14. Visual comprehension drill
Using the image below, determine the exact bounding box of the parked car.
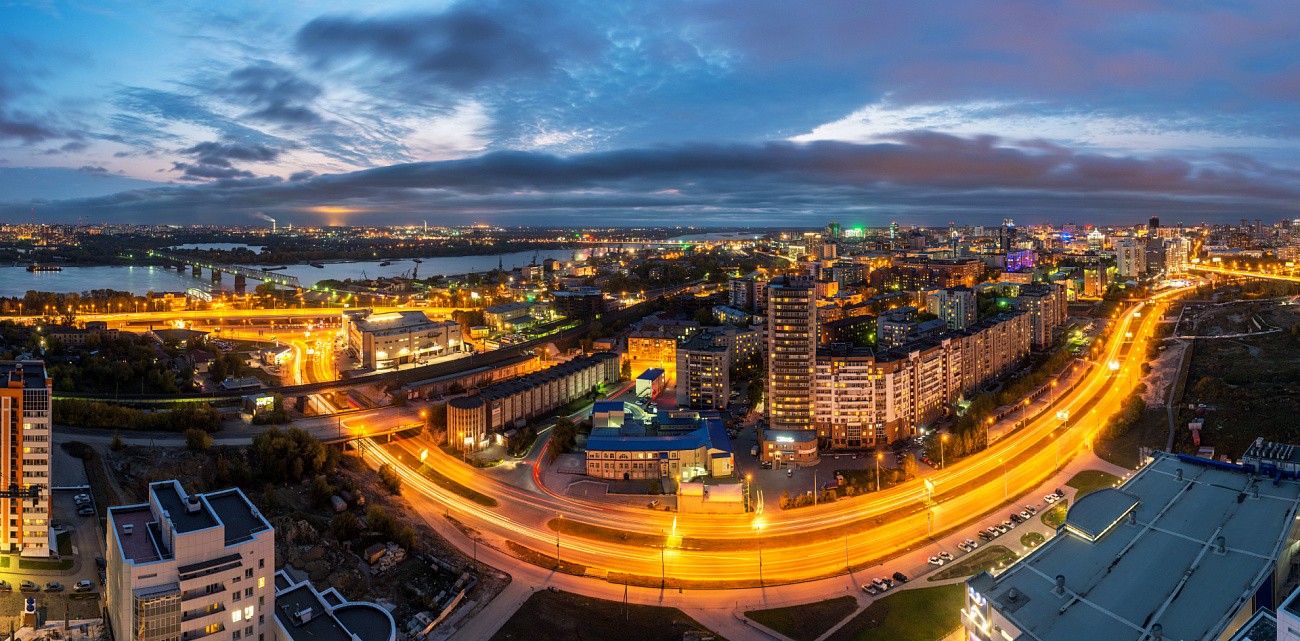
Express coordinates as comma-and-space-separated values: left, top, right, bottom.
963, 538, 978, 550
1020, 510, 1033, 520
977, 531, 993, 541
862, 584, 878, 595
939, 551, 955, 562
44, 582, 64, 592
20, 581, 39, 592
1002, 519, 1016, 530
958, 541, 974, 552
871, 578, 889, 590
648, 500, 660, 509
1044, 493, 1059, 503
1009, 513, 1023, 523
927, 556, 945, 566
77, 507, 95, 516
892, 571, 909, 583
0, 580, 11, 592
1023, 505, 1038, 515
74, 493, 91, 503
987, 526, 1002, 537
787, 468, 793, 477
95, 557, 107, 570
73, 581, 93, 593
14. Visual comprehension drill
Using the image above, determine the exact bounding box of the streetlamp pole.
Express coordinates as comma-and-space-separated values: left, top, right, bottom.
755, 522, 764, 587
556, 512, 562, 569
814, 470, 818, 506
999, 457, 1008, 500
875, 452, 882, 492
660, 529, 666, 589
940, 434, 948, 470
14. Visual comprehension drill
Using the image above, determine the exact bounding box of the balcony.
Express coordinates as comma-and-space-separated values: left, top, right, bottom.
182, 604, 226, 623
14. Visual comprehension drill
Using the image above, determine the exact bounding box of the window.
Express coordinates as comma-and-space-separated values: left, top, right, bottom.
244, 587, 252, 597
243, 606, 254, 620
233, 631, 241, 640
244, 569, 253, 579
232, 610, 242, 623
258, 559, 265, 569
257, 577, 265, 589
232, 592, 241, 602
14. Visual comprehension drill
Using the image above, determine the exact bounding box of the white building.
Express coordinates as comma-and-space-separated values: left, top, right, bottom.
343, 310, 462, 370
1114, 237, 1147, 279
271, 570, 395, 641
0, 361, 51, 556
106, 481, 275, 641
1166, 236, 1192, 275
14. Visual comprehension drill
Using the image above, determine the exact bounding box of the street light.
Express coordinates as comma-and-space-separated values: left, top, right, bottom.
753, 519, 765, 587
940, 434, 948, 469
875, 452, 883, 492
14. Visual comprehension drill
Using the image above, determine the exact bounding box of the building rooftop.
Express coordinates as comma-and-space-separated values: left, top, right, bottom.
351, 310, 452, 334
274, 571, 395, 641
637, 368, 665, 380
151, 480, 219, 534
205, 488, 271, 546
968, 452, 1300, 641
109, 505, 167, 564
0, 360, 48, 388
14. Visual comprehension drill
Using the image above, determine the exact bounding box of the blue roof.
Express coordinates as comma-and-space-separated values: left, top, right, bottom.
705, 419, 733, 455
586, 419, 733, 454
637, 368, 665, 380
592, 401, 625, 413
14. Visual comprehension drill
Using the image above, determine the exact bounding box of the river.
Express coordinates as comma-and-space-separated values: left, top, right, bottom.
0, 247, 633, 296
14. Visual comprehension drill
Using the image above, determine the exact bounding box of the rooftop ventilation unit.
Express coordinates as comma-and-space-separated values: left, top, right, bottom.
185, 495, 202, 514
123, 524, 134, 535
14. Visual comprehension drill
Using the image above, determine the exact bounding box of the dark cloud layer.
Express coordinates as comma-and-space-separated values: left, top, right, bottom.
6, 135, 1298, 226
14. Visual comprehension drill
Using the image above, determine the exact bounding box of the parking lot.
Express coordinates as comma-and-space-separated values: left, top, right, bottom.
0, 489, 103, 625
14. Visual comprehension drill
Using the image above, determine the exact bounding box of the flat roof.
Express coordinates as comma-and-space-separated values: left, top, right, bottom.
110, 505, 167, 564
969, 452, 1300, 641
1063, 488, 1139, 541
151, 481, 218, 534
351, 310, 450, 333
206, 488, 271, 545
275, 574, 394, 641
0, 360, 48, 388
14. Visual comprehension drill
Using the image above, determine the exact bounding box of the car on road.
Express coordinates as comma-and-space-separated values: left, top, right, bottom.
787, 468, 793, 477
0, 580, 10, 592
892, 571, 909, 583
939, 551, 955, 562
862, 584, 878, 595
927, 556, 945, 566
20, 581, 39, 592
648, 500, 660, 509
73, 581, 93, 593
44, 582, 64, 592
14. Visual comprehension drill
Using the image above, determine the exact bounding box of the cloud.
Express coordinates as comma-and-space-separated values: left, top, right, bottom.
7, 135, 1299, 225
171, 139, 282, 181
295, 8, 556, 96
77, 165, 107, 173
218, 63, 322, 125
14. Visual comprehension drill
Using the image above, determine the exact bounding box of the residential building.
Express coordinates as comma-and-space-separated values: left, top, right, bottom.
552, 287, 606, 319
712, 305, 756, 326
271, 570, 395, 641
766, 276, 816, 431
1166, 236, 1192, 275
585, 415, 733, 481
757, 429, 819, 467
483, 301, 551, 331
106, 481, 274, 641
728, 271, 768, 313
925, 286, 977, 330
1012, 283, 1067, 349
342, 310, 462, 370
0, 361, 51, 556
892, 257, 984, 289
627, 329, 678, 371
964, 452, 1300, 641
820, 315, 875, 347
1114, 237, 1147, 279
877, 306, 919, 350
676, 333, 730, 410
813, 312, 1030, 450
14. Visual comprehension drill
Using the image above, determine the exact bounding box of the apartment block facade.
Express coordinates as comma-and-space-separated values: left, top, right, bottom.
766, 276, 817, 430
446, 352, 621, 440
925, 286, 977, 330
0, 361, 51, 556
106, 481, 274, 641
813, 312, 1031, 449
1012, 283, 1067, 349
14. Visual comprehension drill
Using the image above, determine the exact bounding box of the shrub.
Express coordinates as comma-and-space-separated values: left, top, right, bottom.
377, 464, 402, 495
184, 428, 212, 451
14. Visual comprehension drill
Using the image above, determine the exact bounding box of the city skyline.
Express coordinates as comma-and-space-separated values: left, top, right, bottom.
2, 2, 1300, 226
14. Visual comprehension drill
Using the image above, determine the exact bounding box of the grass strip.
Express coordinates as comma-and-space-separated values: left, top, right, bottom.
504, 540, 587, 576
1066, 470, 1123, 497
826, 585, 963, 641
746, 596, 858, 641
1041, 499, 1069, 528
927, 545, 1018, 582
1020, 531, 1045, 548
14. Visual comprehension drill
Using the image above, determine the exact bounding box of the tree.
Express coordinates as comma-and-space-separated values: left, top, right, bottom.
184, 428, 212, 451
331, 511, 360, 541
377, 464, 402, 495
110, 433, 125, 452
310, 476, 335, 507
900, 453, 918, 480
551, 417, 578, 454
620, 358, 633, 381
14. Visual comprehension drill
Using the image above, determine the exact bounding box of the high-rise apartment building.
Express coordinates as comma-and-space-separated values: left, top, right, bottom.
766, 276, 816, 430
1114, 237, 1147, 279
106, 481, 274, 641
1012, 283, 1067, 349
925, 287, 977, 330
0, 361, 51, 556
676, 333, 731, 410
1166, 237, 1192, 275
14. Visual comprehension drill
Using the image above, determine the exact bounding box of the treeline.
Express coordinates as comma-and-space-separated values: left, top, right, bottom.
1097, 384, 1148, 441
54, 399, 222, 432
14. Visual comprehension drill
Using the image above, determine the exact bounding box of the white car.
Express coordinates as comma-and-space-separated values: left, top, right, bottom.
1044, 493, 1059, 503
862, 584, 878, 595
939, 551, 955, 562
957, 541, 974, 552
963, 538, 978, 550
927, 556, 945, 566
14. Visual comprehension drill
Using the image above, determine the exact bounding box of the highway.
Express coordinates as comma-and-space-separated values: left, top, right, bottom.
350, 285, 1194, 588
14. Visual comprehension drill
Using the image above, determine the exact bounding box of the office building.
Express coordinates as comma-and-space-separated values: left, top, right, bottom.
964, 452, 1300, 641
0, 361, 51, 556
758, 429, 819, 467
585, 409, 733, 481
925, 287, 977, 331
1114, 237, 1147, 279
446, 352, 621, 446
106, 481, 274, 641
766, 276, 817, 431
343, 310, 462, 370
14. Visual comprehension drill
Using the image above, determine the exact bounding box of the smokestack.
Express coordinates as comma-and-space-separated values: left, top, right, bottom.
272, 219, 277, 234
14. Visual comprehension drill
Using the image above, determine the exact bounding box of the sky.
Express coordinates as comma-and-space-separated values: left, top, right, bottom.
1, 0, 1299, 228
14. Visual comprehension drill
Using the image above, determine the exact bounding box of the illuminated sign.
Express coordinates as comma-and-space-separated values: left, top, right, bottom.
775, 436, 794, 443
